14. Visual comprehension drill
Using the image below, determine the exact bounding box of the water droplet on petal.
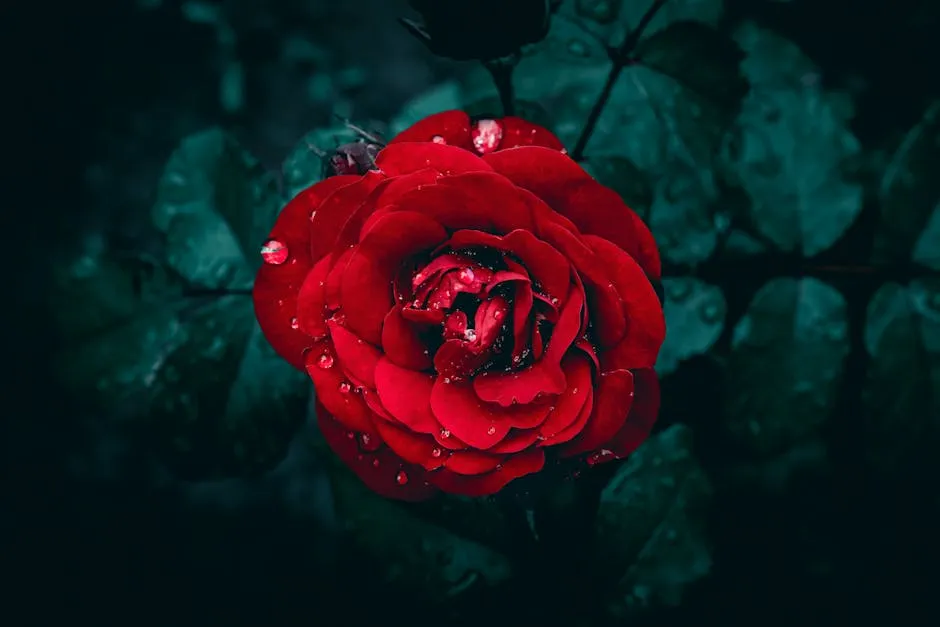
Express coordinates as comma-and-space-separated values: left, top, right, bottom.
396, 470, 409, 485
431, 135, 446, 144
440, 429, 451, 439
487, 425, 496, 435
372, 458, 380, 467
317, 353, 335, 369
346, 431, 355, 439
458, 267, 475, 284
431, 447, 442, 458
260, 239, 288, 265
443, 377, 452, 384
309, 210, 317, 222
471, 119, 504, 154
290, 317, 299, 330
464, 329, 477, 342
339, 381, 352, 394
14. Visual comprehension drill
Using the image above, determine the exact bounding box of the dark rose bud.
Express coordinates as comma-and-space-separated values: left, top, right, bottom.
401, 0, 554, 61
324, 141, 380, 178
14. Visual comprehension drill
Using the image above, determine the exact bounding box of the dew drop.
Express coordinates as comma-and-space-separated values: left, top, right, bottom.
372, 458, 380, 467
346, 431, 355, 439
471, 119, 504, 155
260, 239, 289, 265
443, 377, 452, 384
359, 433, 372, 448
339, 381, 352, 394
290, 317, 300, 330
458, 267, 476, 284
440, 429, 451, 439
431, 447, 442, 458
567, 39, 589, 57
487, 425, 496, 436
309, 210, 317, 222
700, 302, 722, 323
317, 353, 334, 369
396, 470, 409, 485
464, 329, 477, 342
431, 135, 447, 144
550, 297, 559, 306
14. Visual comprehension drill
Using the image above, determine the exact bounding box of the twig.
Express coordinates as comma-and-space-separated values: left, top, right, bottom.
571, 0, 670, 160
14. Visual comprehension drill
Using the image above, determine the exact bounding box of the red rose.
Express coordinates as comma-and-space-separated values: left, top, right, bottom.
254, 111, 665, 501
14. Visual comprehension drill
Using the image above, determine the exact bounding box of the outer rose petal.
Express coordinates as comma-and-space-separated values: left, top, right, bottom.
253, 176, 357, 370
304, 343, 376, 435
484, 147, 661, 280
559, 369, 635, 457
426, 447, 545, 497
500, 116, 567, 151
388, 110, 474, 149
315, 402, 436, 502
376, 142, 492, 177
605, 368, 660, 458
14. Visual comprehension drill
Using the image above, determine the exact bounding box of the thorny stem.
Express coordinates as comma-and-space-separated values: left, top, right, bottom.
571, 0, 670, 161
484, 55, 519, 117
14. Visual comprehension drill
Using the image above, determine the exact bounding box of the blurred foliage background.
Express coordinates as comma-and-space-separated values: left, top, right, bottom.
9, 0, 940, 625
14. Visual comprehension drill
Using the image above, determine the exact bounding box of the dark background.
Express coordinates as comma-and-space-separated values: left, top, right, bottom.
9, 0, 939, 625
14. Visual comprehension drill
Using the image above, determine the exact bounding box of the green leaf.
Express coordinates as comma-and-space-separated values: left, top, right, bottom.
582, 155, 653, 218
53, 251, 308, 480
390, 81, 464, 135
153, 128, 282, 289
655, 278, 726, 375
720, 23, 863, 256
877, 100, 940, 265
724, 278, 850, 456
565, 0, 723, 37
506, 13, 745, 265
594, 425, 713, 619
863, 280, 940, 475
309, 424, 513, 599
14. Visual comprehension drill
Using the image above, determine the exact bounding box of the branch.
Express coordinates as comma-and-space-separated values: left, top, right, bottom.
571, 0, 670, 161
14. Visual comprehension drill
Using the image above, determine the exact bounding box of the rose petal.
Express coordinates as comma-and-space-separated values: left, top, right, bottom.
304, 343, 377, 435
484, 147, 661, 280
444, 449, 504, 475
537, 352, 592, 444
376, 142, 492, 177
316, 403, 436, 502
374, 357, 440, 434
472, 284, 583, 407
327, 319, 381, 389
585, 234, 665, 371
371, 418, 446, 471
500, 117, 567, 151
426, 448, 545, 497
606, 368, 660, 458
490, 428, 542, 453
430, 379, 553, 449
392, 172, 536, 234
388, 110, 474, 149
382, 306, 433, 371
295, 255, 332, 340
560, 369, 635, 457
310, 172, 385, 260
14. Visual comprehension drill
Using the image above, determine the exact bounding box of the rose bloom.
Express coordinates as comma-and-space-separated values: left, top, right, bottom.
254, 111, 665, 501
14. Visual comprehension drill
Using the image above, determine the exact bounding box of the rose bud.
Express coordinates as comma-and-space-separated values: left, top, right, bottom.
254, 112, 665, 501
399, 0, 555, 61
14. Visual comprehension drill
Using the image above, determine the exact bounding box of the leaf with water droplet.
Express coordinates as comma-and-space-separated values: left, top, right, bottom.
655, 278, 726, 375
594, 425, 714, 619
153, 128, 281, 289
724, 278, 850, 455
309, 425, 513, 599
504, 12, 745, 265
719, 22, 863, 257
52, 250, 307, 480
875, 101, 940, 267
863, 280, 940, 476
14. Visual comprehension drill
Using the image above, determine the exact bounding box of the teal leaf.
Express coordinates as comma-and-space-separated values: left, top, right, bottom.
309, 419, 513, 599
153, 128, 282, 289
595, 425, 714, 619
725, 278, 850, 455
863, 280, 940, 475
720, 23, 863, 256
53, 251, 308, 480
390, 81, 464, 135
655, 278, 726, 375
564, 0, 723, 38
582, 155, 653, 218
505, 11, 745, 265
876, 101, 940, 266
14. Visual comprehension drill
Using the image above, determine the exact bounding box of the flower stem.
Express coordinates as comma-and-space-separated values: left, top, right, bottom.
484, 55, 519, 117
571, 0, 670, 161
